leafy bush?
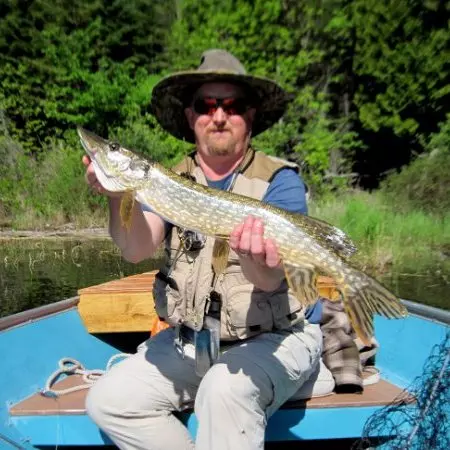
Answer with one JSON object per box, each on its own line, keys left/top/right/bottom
{"left": 381, "top": 115, "right": 450, "bottom": 215}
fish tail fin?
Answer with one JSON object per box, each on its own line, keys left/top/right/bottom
{"left": 340, "top": 269, "right": 408, "bottom": 346}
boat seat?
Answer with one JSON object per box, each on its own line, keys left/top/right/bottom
{"left": 9, "top": 373, "right": 412, "bottom": 416}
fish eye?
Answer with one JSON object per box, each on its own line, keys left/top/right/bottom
{"left": 109, "top": 142, "right": 120, "bottom": 152}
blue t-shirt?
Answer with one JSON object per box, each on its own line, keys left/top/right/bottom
{"left": 207, "top": 168, "right": 308, "bottom": 214}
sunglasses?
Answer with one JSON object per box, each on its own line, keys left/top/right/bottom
{"left": 192, "top": 97, "right": 250, "bottom": 116}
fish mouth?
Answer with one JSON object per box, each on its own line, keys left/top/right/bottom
{"left": 77, "top": 127, "right": 106, "bottom": 158}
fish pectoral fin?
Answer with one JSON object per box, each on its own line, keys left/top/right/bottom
{"left": 284, "top": 263, "right": 319, "bottom": 306}
{"left": 120, "top": 191, "right": 136, "bottom": 231}
{"left": 212, "top": 237, "right": 230, "bottom": 276}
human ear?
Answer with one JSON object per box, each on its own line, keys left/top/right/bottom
{"left": 185, "top": 108, "right": 195, "bottom": 130}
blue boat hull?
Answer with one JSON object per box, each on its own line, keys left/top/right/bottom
{"left": 1, "top": 299, "right": 448, "bottom": 448}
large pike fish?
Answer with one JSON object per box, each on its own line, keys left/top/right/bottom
{"left": 78, "top": 127, "right": 407, "bottom": 344}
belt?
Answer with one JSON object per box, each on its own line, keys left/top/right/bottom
{"left": 179, "top": 324, "right": 240, "bottom": 347}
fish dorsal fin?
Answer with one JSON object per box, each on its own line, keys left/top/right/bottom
{"left": 284, "top": 263, "right": 319, "bottom": 306}
{"left": 289, "top": 213, "right": 357, "bottom": 260}
{"left": 212, "top": 236, "right": 230, "bottom": 276}
{"left": 120, "top": 191, "right": 135, "bottom": 231}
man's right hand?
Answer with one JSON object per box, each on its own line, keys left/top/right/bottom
{"left": 82, "top": 155, "right": 165, "bottom": 263}
{"left": 82, "top": 155, "right": 122, "bottom": 197}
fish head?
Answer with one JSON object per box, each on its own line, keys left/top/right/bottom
{"left": 77, "top": 127, "right": 152, "bottom": 192}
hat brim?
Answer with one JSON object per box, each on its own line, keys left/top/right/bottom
{"left": 151, "top": 71, "right": 289, "bottom": 143}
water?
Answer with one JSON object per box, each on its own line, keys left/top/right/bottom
{"left": 0, "top": 237, "right": 162, "bottom": 318}
{"left": 0, "top": 237, "right": 448, "bottom": 318}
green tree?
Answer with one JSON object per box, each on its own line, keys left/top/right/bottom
{"left": 350, "top": 0, "right": 449, "bottom": 136}
{"left": 0, "top": 0, "right": 174, "bottom": 147}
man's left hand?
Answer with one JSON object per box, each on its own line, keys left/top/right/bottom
{"left": 230, "top": 215, "right": 281, "bottom": 268}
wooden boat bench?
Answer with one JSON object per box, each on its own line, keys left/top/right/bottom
{"left": 9, "top": 372, "right": 409, "bottom": 417}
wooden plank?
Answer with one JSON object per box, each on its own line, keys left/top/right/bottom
{"left": 78, "top": 292, "right": 157, "bottom": 333}
{"left": 286, "top": 379, "right": 414, "bottom": 409}
{"left": 78, "top": 271, "right": 157, "bottom": 333}
{"left": 78, "top": 272, "right": 156, "bottom": 294}
{"left": 10, "top": 375, "right": 88, "bottom": 416}
{"left": 9, "top": 375, "right": 411, "bottom": 416}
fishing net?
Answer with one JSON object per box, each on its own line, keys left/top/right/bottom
{"left": 355, "top": 330, "right": 449, "bottom": 450}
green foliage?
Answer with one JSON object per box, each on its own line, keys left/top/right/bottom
{"left": 0, "top": 134, "right": 34, "bottom": 221}
{"left": 0, "top": 122, "right": 106, "bottom": 228}
{"left": 113, "top": 114, "right": 191, "bottom": 167}
{"left": 351, "top": 0, "right": 449, "bottom": 136}
{"left": 29, "top": 139, "right": 100, "bottom": 220}
{"left": 380, "top": 116, "right": 450, "bottom": 216}
{"left": 311, "top": 191, "right": 450, "bottom": 307}
{"left": 112, "top": 73, "right": 192, "bottom": 166}
{"left": 0, "top": 0, "right": 175, "bottom": 148}
{"left": 0, "top": 0, "right": 449, "bottom": 227}
{"left": 427, "top": 114, "right": 450, "bottom": 153}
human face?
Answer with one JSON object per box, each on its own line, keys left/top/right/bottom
{"left": 185, "top": 82, "right": 255, "bottom": 160}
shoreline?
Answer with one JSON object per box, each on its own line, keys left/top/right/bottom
{"left": 0, "top": 227, "right": 110, "bottom": 241}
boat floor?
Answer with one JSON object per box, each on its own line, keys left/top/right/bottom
{"left": 10, "top": 373, "right": 411, "bottom": 416}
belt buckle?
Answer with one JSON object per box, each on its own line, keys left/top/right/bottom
{"left": 173, "top": 325, "right": 185, "bottom": 359}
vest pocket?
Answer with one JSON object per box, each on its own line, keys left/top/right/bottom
{"left": 269, "top": 288, "right": 305, "bottom": 330}
{"left": 153, "top": 275, "right": 185, "bottom": 326}
{"left": 225, "top": 285, "right": 274, "bottom": 340}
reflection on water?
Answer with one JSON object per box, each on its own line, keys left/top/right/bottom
{"left": 0, "top": 238, "right": 162, "bottom": 318}
{"left": 0, "top": 238, "right": 448, "bottom": 318}
{"left": 382, "top": 272, "right": 449, "bottom": 311}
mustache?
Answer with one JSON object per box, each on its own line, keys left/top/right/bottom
{"left": 208, "top": 127, "right": 231, "bottom": 133}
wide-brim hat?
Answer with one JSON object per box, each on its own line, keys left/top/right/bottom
{"left": 151, "top": 49, "right": 289, "bottom": 143}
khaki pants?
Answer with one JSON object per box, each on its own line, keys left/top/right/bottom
{"left": 86, "top": 323, "right": 328, "bottom": 450}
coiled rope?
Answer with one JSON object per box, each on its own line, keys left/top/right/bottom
{"left": 41, "top": 354, "right": 130, "bottom": 397}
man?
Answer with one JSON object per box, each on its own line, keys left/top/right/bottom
{"left": 83, "top": 49, "right": 340, "bottom": 450}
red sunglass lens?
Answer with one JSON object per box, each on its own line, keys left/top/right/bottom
{"left": 193, "top": 97, "right": 248, "bottom": 116}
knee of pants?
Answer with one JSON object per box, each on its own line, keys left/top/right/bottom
{"left": 194, "top": 361, "right": 271, "bottom": 416}
{"left": 85, "top": 371, "right": 143, "bottom": 429}
{"left": 85, "top": 376, "right": 116, "bottom": 427}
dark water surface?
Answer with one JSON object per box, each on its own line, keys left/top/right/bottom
{"left": 0, "top": 237, "right": 448, "bottom": 318}
{"left": 0, "top": 237, "right": 162, "bottom": 318}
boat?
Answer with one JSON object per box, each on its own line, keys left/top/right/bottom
{"left": 0, "top": 271, "right": 448, "bottom": 449}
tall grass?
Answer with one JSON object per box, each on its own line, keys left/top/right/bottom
{"left": 311, "top": 191, "right": 450, "bottom": 277}
{"left": 0, "top": 133, "right": 109, "bottom": 229}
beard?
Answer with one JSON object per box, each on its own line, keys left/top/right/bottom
{"left": 204, "top": 130, "right": 238, "bottom": 156}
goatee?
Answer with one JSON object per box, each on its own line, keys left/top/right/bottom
{"left": 206, "top": 133, "right": 237, "bottom": 157}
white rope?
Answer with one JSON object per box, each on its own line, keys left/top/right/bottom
{"left": 41, "top": 354, "right": 130, "bottom": 397}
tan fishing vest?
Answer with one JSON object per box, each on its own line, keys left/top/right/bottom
{"left": 152, "top": 148, "right": 306, "bottom": 341}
